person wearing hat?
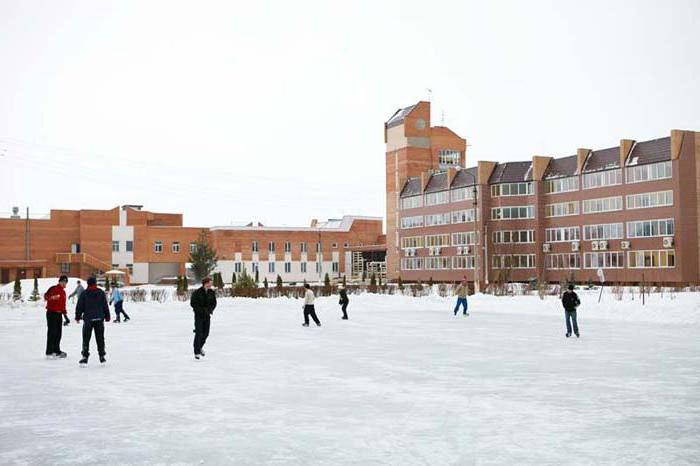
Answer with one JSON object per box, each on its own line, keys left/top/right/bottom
{"left": 44, "top": 275, "right": 70, "bottom": 358}
{"left": 190, "top": 277, "right": 217, "bottom": 359}
{"left": 338, "top": 284, "right": 349, "bottom": 320}
{"left": 561, "top": 283, "right": 581, "bottom": 338}
{"left": 75, "top": 276, "right": 111, "bottom": 365}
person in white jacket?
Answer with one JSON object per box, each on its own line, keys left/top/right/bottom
{"left": 302, "top": 283, "right": 321, "bottom": 327}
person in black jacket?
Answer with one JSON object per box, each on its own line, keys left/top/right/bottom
{"left": 190, "top": 277, "right": 217, "bottom": 359}
{"left": 75, "top": 276, "right": 111, "bottom": 365}
{"left": 561, "top": 284, "right": 581, "bottom": 338}
{"left": 338, "top": 285, "right": 349, "bottom": 320}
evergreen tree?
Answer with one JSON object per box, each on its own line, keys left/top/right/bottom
{"left": 378, "top": 274, "right": 383, "bottom": 287}
{"left": 13, "top": 276, "right": 21, "bottom": 300}
{"left": 29, "top": 277, "right": 40, "bottom": 301}
{"left": 428, "top": 276, "right": 434, "bottom": 287}
{"left": 398, "top": 275, "right": 404, "bottom": 291}
{"left": 324, "top": 272, "right": 331, "bottom": 288}
{"left": 362, "top": 270, "right": 367, "bottom": 282}
{"left": 370, "top": 273, "right": 376, "bottom": 287}
{"left": 214, "top": 272, "right": 224, "bottom": 290}
{"left": 254, "top": 268, "right": 259, "bottom": 285}
{"left": 189, "top": 229, "right": 217, "bottom": 282}
{"left": 263, "top": 277, "right": 269, "bottom": 289}
{"left": 234, "top": 268, "right": 256, "bottom": 291}
{"left": 342, "top": 275, "right": 347, "bottom": 287}
{"left": 276, "top": 274, "right": 283, "bottom": 289}
{"left": 231, "top": 272, "right": 237, "bottom": 285}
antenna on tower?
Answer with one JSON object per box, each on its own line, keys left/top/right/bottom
{"left": 426, "top": 88, "right": 432, "bottom": 102}
{"left": 441, "top": 110, "right": 445, "bottom": 125}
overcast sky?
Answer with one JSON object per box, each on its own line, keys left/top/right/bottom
{"left": 1, "top": 0, "right": 699, "bottom": 228}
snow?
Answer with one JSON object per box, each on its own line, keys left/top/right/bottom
{"left": 0, "top": 291, "right": 699, "bottom": 464}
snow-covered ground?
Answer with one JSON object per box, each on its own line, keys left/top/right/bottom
{"left": 0, "top": 292, "right": 699, "bottom": 465}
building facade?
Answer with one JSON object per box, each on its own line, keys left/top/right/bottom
{"left": 386, "top": 101, "right": 700, "bottom": 286}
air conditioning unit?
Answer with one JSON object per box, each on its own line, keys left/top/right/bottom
{"left": 435, "top": 247, "right": 442, "bottom": 255}
{"left": 663, "top": 236, "right": 674, "bottom": 248}
{"left": 591, "top": 241, "right": 599, "bottom": 251}
{"left": 621, "top": 241, "right": 630, "bottom": 250}
{"left": 456, "top": 246, "right": 463, "bottom": 255}
{"left": 598, "top": 240, "right": 608, "bottom": 251}
{"left": 571, "top": 241, "right": 580, "bottom": 252}
{"left": 464, "top": 246, "right": 471, "bottom": 255}
{"left": 542, "top": 243, "right": 551, "bottom": 252}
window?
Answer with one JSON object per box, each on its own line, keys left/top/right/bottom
{"left": 452, "top": 256, "right": 475, "bottom": 269}
{"left": 491, "top": 182, "right": 534, "bottom": 197}
{"left": 284, "top": 262, "right": 291, "bottom": 273}
{"left": 400, "top": 195, "right": 423, "bottom": 210}
{"left": 424, "top": 191, "right": 450, "bottom": 206}
{"left": 252, "top": 241, "right": 259, "bottom": 252}
{"left": 626, "top": 161, "right": 672, "bottom": 184}
{"left": 438, "top": 149, "right": 461, "bottom": 167}
{"left": 584, "top": 252, "right": 624, "bottom": 269}
{"left": 545, "top": 201, "right": 579, "bottom": 218}
{"left": 493, "top": 230, "right": 535, "bottom": 244}
{"left": 284, "top": 241, "right": 291, "bottom": 253}
{"left": 172, "top": 242, "right": 180, "bottom": 253}
{"left": 545, "top": 227, "right": 580, "bottom": 243}
{"left": 582, "top": 196, "right": 623, "bottom": 214}
{"left": 425, "top": 213, "right": 450, "bottom": 226}
{"left": 626, "top": 190, "right": 673, "bottom": 209}
{"left": 332, "top": 262, "right": 339, "bottom": 273}
{"left": 583, "top": 223, "right": 624, "bottom": 241}
{"left": 126, "top": 264, "right": 133, "bottom": 274}
{"left": 628, "top": 250, "right": 675, "bottom": 268}
{"left": 343, "top": 242, "right": 349, "bottom": 248}
{"left": 154, "top": 241, "right": 163, "bottom": 253}
{"left": 332, "top": 243, "right": 338, "bottom": 249}
{"left": 452, "top": 232, "right": 479, "bottom": 246}
{"left": 425, "top": 234, "right": 450, "bottom": 247}
{"left": 401, "top": 215, "right": 424, "bottom": 229}
{"left": 626, "top": 219, "right": 674, "bottom": 238}
{"left": 61, "top": 263, "right": 70, "bottom": 273}
{"left": 301, "top": 262, "right": 307, "bottom": 273}
{"left": 491, "top": 206, "right": 535, "bottom": 220}
{"left": 401, "top": 258, "right": 423, "bottom": 270}
{"left": 451, "top": 186, "right": 478, "bottom": 202}
{"left": 545, "top": 254, "right": 581, "bottom": 269}
{"left": 112, "top": 264, "right": 119, "bottom": 269}
{"left": 268, "top": 241, "right": 276, "bottom": 252}
{"left": 401, "top": 236, "right": 424, "bottom": 249}
{"left": 583, "top": 169, "right": 622, "bottom": 189}
{"left": 300, "top": 242, "right": 308, "bottom": 253}
{"left": 492, "top": 254, "right": 535, "bottom": 269}
{"left": 452, "top": 209, "right": 476, "bottom": 223}
{"left": 315, "top": 262, "right": 321, "bottom": 273}
{"left": 316, "top": 242, "right": 322, "bottom": 252}
{"left": 544, "top": 176, "right": 579, "bottom": 194}
{"left": 252, "top": 263, "right": 259, "bottom": 273}
{"left": 112, "top": 241, "right": 120, "bottom": 252}
{"left": 126, "top": 241, "right": 133, "bottom": 252}
{"left": 190, "top": 242, "right": 197, "bottom": 254}
{"left": 425, "top": 257, "right": 451, "bottom": 270}
{"left": 268, "top": 262, "right": 275, "bottom": 273}
{"left": 234, "top": 262, "right": 242, "bottom": 273}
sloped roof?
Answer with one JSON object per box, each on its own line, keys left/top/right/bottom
{"left": 627, "top": 137, "right": 671, "bottom": 165}
{"left": 386, "top": 104, "right": 417, "bottom": 129}
{"left": 452, "top": 167, "right": 478, "bottom": 187}
{"left": 400, "top": 177, "right": 422, "bottom": 197}
{"left": 544, "top": 155, "right": 577, "bottom": 179}
{"left": 424, "top": 171, "right": 449, "bottom": 193}
{"left": 583, "top": 146, "right": 619, "bottom": 173}
{"left": 489, "top": 161, "right": 533, "bottom": 184}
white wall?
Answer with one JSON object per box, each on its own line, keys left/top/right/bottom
{"left": 132, "top": 263, "right": 149, "bottom": 284}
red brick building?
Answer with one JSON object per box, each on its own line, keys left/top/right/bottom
{"left": 386, "top": 101, "right": 700, "bottom": 287}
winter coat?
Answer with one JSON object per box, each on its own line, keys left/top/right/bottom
{"left": 339, "top": 289, "right": 349, "bottom": 304}
{"left": 190, "top": 287, "right": 217, "bottom": 316}
{"left": 45, "top": 285, "right": 67, "bottom": 314}
{"left": 562, "top": 290, "right": 581, "bottom": 312}
{"left": 304, "top": 289, "right": 315, "bottom": 306}
{"left": 75, "top": 285, "right": 111, "bottom": 322}
{"left": 110, "top": 288, "right": 123, "bottom": 304}
{"left": 68, "top": 284, "right": 84, "bottom": 299}
{"left": 455, "top": 284, "right": 468, "bottom": 299}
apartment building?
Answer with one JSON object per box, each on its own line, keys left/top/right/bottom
{"left": 386, "top": 101, "right": 700, "bottom": 286}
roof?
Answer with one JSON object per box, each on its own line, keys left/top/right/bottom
{"left": 583, "top": 146, "right": 619, "bottom": 173}
{"left": 424, "top": 171, "right": 448, "bottom": 193}
{"left": 627, "top": 137, "right": 671, "bottom": 166}
{"left": 544, "top": 155, "right": 577, "bottom": 179}
{"left": 451, "top": 167, "right": 478, "bottom": 188}
{"left": 400, "top": 177, "right": 422, "bottom": 197}
{"left": 209, "top": 215, "right": 382, "bottom": 232}
{"left": 489, "top": 161, "right": 533, "bottom": 184}
{"left": 386, "top": 104, "right": 417, "bottom": 129}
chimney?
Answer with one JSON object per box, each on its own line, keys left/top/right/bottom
{"left": 420, "top": 171, "right": 431, "bottom": 191}
{"left": 671, "top": 130, "right": 685, "bottom": 160}
{"left": 531, "top": 156, "right": 552, "bottom": 181}
{"left": 477, "top": 161, "right": 498, "bottom": 185}
{"left": 620, "top": 139, "right": 635, "bottom": 167}
{"left": 576, "top": 149, "right": 590, "bottom": 175}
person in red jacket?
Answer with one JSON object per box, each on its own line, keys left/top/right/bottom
{"left": 44, "top": 275, "right": 70, "bottom": 358}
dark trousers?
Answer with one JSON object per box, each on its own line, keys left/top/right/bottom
{"left": 340, "top": 301, "right": 348, "bottom": 319}
{"left": 193, "top": 312, "right": 211, "bottom": 355}
{"left": 454, "top": 297, "right": 468, "bottom": 315}
{"left": 304, "top": 305, "right": 321, "bottom": 325}
{"left": 565, "top": 310, "right": 579, "bottom": 335}
{"left": 45, "top": 312, "right": 63, "bottom": 355}
{"left": 82, "top": 320, "right": 106, "bottom": 358}
{"left": 114, "top": 301, "right": 130, "bottom": 321}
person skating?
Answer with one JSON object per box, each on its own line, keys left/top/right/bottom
{"left": 338, "top": 285, "right": 349, "bottom": 320}
{"left": 68, "top": 280, "right": 84, "bottom": 303}
{"left": 453, "top": 279, "right": 469, "bottom": 316}
{"left": 44, "top": 275, "right": 70, "bottom": 358}
{"left": 190, "top": 277, "right": 217, "bottom": 359}
{"left": 75, "top": 276, "right": 111, "bottom": 365}
{"left": 562, "top": 283, "right": 581, "bottom": 338}
{"left": 302, "top": 283, "right": 321, "bottom": 327}
{"left": 110, "top": 283, "right": 130, "bottom": 322}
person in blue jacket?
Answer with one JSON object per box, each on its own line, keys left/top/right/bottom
{"left": 110, "top": 283, "right": 130, "bottom": 322}
{"left": 75, "top": 276, "right": 111, "bottom": 365}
